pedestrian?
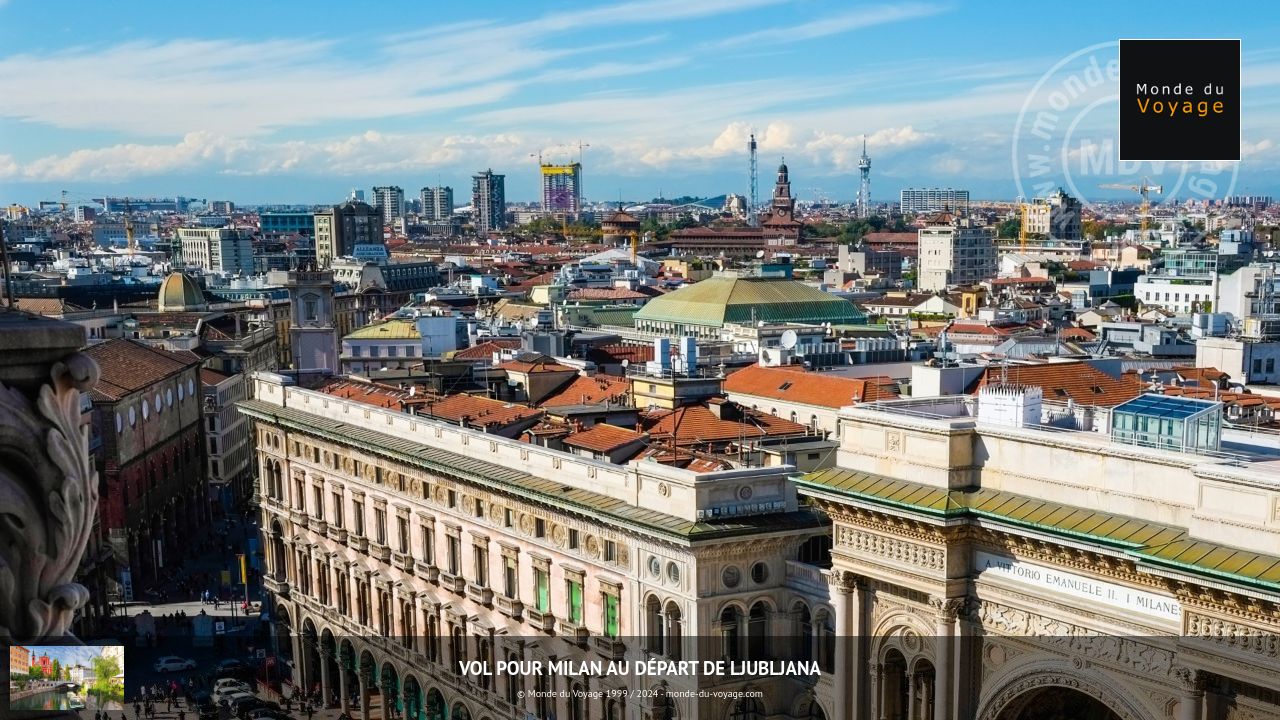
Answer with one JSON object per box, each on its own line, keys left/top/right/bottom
{"left": 307, "top": 703, "right": 315, "bottom": 720}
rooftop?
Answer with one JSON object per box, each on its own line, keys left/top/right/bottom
{"left": 633, "top": 274, "right": 866, "bottom": 328}
{"left": 344, "top": 318, "right": 421, "bottom": 341}
{"left": 83, "top": 338, "right": 201, "bottom": 401}
{"left": 723, "top": 364, "right": 899, "bottom": 409}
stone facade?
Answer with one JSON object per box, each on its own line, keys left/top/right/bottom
{"left": 243, "top": 372, "right": 840, "bottom": 720}
{"left": 800, "top": 394, "right": 1280, "bottom": 720}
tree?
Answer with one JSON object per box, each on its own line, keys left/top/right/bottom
{"left": 996, "top": 218, "right": 1021, "bottom": 239}
{"left": 51, "top": 659, "right": 60, "bottom": 681}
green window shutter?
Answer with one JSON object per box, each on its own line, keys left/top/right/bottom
{"left": 604, "top": 594, "right": 620, "bottom": 638}
{"left": 536, "top": 570, "right": 550, "bottom": 612}
{"left": 569, "top": 581, "right": 583, "bottom": 624}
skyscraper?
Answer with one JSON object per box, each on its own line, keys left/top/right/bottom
{"left": 372, "top": 186, "right": 404, "bottom": 226}
{"left": 540, "top": 162, "right": 581, "bottom": 215}
{"left": 472, "top": 169, "right": 507, "bottom": 234}
{"left": 421, "top": 186, "right": 454, "bottom": 221}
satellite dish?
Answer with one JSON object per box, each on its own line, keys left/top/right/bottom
{"left": 756, "top": 249, "right": 766, "bottom": 259}
{"left": 780, "top": 329, "right": 799, "bottom": 350}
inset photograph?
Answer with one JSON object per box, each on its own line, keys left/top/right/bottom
{"left": 9, "top": 645, "right": 125, "bottom": 718}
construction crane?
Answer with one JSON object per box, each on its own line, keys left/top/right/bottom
{"left": 123, "top": 197, "right": 136, "bottom": 256}
{"left": 1019, "top": 202, "right": 1029, "bottom": 252}
{"left": 1099, "top": 177, "right": 1162, "bottom": 241}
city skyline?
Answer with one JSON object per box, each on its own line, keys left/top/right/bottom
{"left": 14, "top": 646, "right": 116, "bottom": 671}
{"left": 0, "top": 0, "right": 1278, "bottom": 205}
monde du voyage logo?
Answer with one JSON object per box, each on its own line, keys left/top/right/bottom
{"left": 1120, "top": 39, "right": 1241, "bottom": 161}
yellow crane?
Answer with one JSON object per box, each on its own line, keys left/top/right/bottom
{"left": 1019, "top": 202, "right": 1029, "bottom": 252}
{"left": 1099, "top": 177, "right": 1162, "bottom": 241}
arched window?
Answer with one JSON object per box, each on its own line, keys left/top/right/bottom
{"left": 664, "top": 601, "right": 683, "bottom": 660}
{"left": 505, "top": 652, "right": 522, "bottom": 706}
{"left": 569, "top": 682, "right": 586, "bottom": 720}
{"left": 815, "top": 610, "right": 835, "bottom": 673}
{"left": 793, "top": 602, "right": 813, "bottom": 662}
{"left": 748, "top": 602, "right": 769, "bottom": 660}
{"left": 720, "top": 606, "right": 743, "bottom": 661}
{"left": 646, "top": 596, "right": 664, "bottom": 654}
{"left": 790, "top": 411, "right": 798, "bottom": 423}
{"left": 452, "top": 703, "right": 471, "bottom": 720}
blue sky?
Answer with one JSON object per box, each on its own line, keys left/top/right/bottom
{"left": 23, "top": 645, "right": 119, "bottom": 670}
{"left": 0, "top": 0, "right": 1277, "bottom": 206}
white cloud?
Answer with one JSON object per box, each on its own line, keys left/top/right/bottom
{"left": 712, "top": 3, "right": 948, "bottom": 49}
{"left": 0, "top": 0, "right": 777, "bottom": 139}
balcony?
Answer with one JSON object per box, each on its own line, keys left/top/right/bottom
{"left": 524, "top": 608, "right": 556, "bottom": 633}
{"left": 308, "top": 518, "right": 328, "bottom": 534}
{"left": 263, "top": 573, "right": 290, "bottom": 597}
{"left": 416, "top": 562, "right": 439, "bottom": 583}
{"left": 495, "top": 595, "right": 523, "bottom": 621}
{"left": 558, "top": 619, "right": 589, "bottom": 646}
{"left": 327, "top": 526, "right": 348, "bottom": 543}
{"left": 439, "top": 571, "right": 466, "bottom": 595}
{"left": 349, "top": 535, "right": 369, "bottom": 553}
{"left": 370, "top": 542, "right": 392, "bottom": 563}
{"left": 593, "top": 636, "right": 625, "bottom": 661}
{"left": 289, "top": 508, "right": 307, "bottom": 525}
{"left": 785, "top": 560, "right": 830, "bottom": 598}
{"left": 466, "top": 583, "right": 494, "bottom": 607}
{"left": 394, "top": 552, "right": 415, "bottom": 573}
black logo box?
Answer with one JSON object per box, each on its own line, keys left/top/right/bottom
{"left": 1119, "top": 39, "right": 1240, "bottom": 162}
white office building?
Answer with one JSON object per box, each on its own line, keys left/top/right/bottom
{"left": 177, "top": 227, "right": 254, "bottom": 275}
{"left": 917, "top": 215, "right": 997, "bottom": 291}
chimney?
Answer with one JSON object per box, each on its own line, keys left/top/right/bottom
{"left": 977, "top": 384, "right": 1042, "bottom": 428}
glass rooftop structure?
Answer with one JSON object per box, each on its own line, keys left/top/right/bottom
{"left": 1110, "top": 393, "right": 1222, "bottom": 454}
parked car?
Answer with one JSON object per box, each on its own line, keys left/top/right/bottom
{"left": 154, "top": 656, "right": 197, "bottom": 673}
{"left": 214, "top": 688, "right": 256, "bottom": 706}
{"left": 214, "top": 678, "right": 251, "bottom": 693}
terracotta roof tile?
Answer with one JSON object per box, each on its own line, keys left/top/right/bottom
{"left": 563, "top": 423, "right": 648, "bottom": 453}
{"left": 452, "top": 339, "right": 522, "bottom": 361}
{"left": 83, "top": 338, "right": 201, "bottom": 401}
{"left": 723, "top": 364, "right": 899, "bottom": 409}
{"left": 320, "top": 379, "right": 411, "bottom": 409}
{"left": 412, "top": 393, "right": 543, "bottom": 428}
{"left": 968, "top": 361, "right": 1143, "bottom": 407}
{"left": 539, "top": 374, "right": 633, "bottom": 408}
{"left": 640, "top": 404, "right": 810, "bottom": 445}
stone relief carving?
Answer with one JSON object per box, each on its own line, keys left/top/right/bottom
{"left": 1185, "top": 613, "right": 1280, "bottom": 659}
{"left": 838, "top": 526, "right": 945, "bottom": 571}
{"left": 0, "top": 352, "right": 100, "bottom": 641}
{"left": 975, "top": 601, "right": 1174, "bottom": 678}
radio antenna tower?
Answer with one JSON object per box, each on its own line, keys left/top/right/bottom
{"left": 857, "top": 134, "right": 871, "bottom": 218}
{"left": 748, "top": 132, "right": 759, "bottom": 227}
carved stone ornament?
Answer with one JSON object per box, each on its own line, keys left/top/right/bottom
{"left": 0, "top": 312, "right": 100, "bottom": 641}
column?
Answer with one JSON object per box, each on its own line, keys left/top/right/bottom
{"left": 870, "top": 661, "right": 884, "bottom": 720}
{"left": 852, "top": 579, "right": 867, "bottom": 719}
{"left": 319, "top": 648, "right": 331, "bottom": 709}
{"left": 290, "top": 626, "right": 305, "bottom": 699}
{"left": 905, "top": 672, "right": 918, "bottom": 720}
{"left": 339, "top": 661, "right": 350, "bottom": 715}
{"left": 1176, "top": 668, "right": 1204, "bottom": 720}
{"left": 930, "top": 597, "right": 959, "bottom": 720}
{"left": 825, "top": 570, "right": 854, "bottom": 720}
{"left": 359, "top": 671, "right": 371, "bottom": 720}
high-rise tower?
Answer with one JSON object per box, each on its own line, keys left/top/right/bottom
{"left": 748, "top": 133, "right": 759, "bottom": 227}
{"left": 857, "top": 135, "right": 871, "bottom": 218}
